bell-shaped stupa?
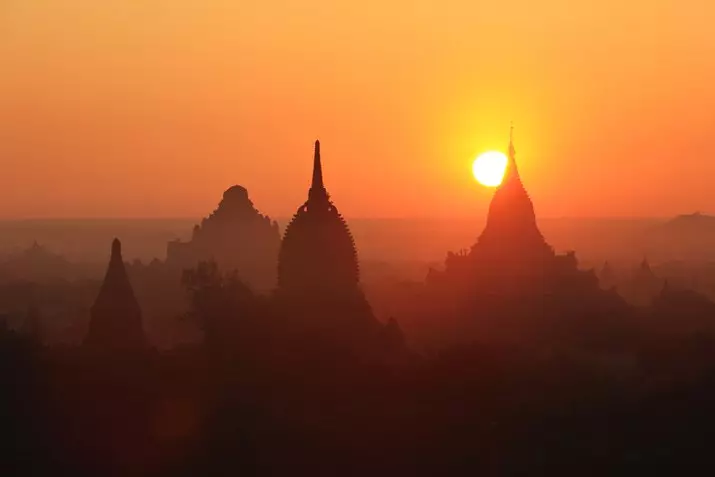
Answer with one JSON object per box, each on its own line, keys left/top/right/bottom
{"left": 278, "top": 140, "right": 359, "bottom": 296}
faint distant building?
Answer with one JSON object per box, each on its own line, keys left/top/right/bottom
{"left": 166, "top": 186, "right": 280, "bottom": 291}
{"left": 628, "top": 258, "right": 663, "bottom": 307}
{"left": 645, "top": 212, "right": 715, "bottom": 262}
{"left": 599, "top": 261, "right": 616, "bottom": 290}
{"left": 652, "top": 280, "right": 715, "bottom": 336}
{"left": 85, "top": 239, "right": 146, "bottom": 351}
{"left": 0, "top": 241, "right": 73, "bottom": 282}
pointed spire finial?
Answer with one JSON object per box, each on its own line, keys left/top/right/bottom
{"left": 508, "top": 122, "right": 516, "bottom": 159}
{"left": 111, "top": 238, "right": 122, "bottom": 260}
{"left": 312, "top": 139, "right": 324, "bottom": 190}
{"left": 308, "top": 139, "right": 328, "bottom": 205}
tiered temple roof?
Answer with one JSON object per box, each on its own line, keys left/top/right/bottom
{"left": 428, "top": 127, "right": 597, "bottom": 294}
{"left": 471, "top": 126, "right": 554, "bottom": 265}
{"left": 166, "top": 185, "right": 280, "bottom": 291}
{"left": 410, "top": 127, "right": 626, "bottom": 347}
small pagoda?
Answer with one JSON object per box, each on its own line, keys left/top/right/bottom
{"left": 628, "top": 258, "right": 664, "bottom": 306}
{"left": 85, "top": 239, "right": 146, "bottom": 351}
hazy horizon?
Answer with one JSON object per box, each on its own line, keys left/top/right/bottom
{"left": 0, "top": 213, "right": 694, "bottom": 222}
{"left": 0, "top": 216, "right": 671, "bottom": 265}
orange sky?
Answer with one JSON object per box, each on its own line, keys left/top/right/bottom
{"left": 1, "top": 0, "right": 714, "bottom": 219}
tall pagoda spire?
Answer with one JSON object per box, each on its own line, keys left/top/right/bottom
{"left": 308, "top": 140, "right": 328, "bottom": 205}
{"left": 312, "top": 140, "right": 324, "bottom": 189}
{"left": 504, "top": 122, "right": 521, "bottom": 187}
{"left": 279, "top": 140, "right": 359, "bottom": 294}
{"left": 509, "top": 122, "right": 515, "bottom": 157}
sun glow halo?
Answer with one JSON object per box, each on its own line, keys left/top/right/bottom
{"left": 472, "top": 151, "right": 508, "bottom": 187}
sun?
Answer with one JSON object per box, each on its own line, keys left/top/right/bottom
{"left": 472, "top": 151, "right": 508, "bottom": 187}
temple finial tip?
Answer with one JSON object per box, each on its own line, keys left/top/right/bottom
{"left": 314, "top": 140, "right": 321, "bottom": 159}
{"left": 111, "top": 238, "right": 122, "bottom": 258}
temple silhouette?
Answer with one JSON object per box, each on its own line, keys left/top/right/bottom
{"left": 0, "top": 241, "right": 73, "bottom": 282}
{"left": 278, "top": 140, "right": 360, "bottom": 297}
{"left": 428, "top": 127, "right": 599, "bottom": 294}
{"left": 599, "top": 260, "right": 617, "bottom": 290}
{"left": 473, "top": 127, "right": 552, "bottom": 263}
{"left": 628, "top": 257, "right": 664, "bottom": 306}
{"left": 84, "top": 239, "right": 146, "bottom": 351}
{"left": 418, "top": 127, "right": 623, "bottom": 346}
{"left": 276, "top": 141, "right": 399, "bottom": 353}
{"left": 166, "top": 185, "right": 280, "bottom": 291}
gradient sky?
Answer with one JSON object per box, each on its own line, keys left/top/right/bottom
{"left": 1, "top": 1, "right": 714, "bottom": 219}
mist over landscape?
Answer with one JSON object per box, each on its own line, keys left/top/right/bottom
{"left": 0, "top": 216, "right": 665, "bottom": 264}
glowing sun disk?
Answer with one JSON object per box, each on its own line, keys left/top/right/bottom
{"left": 472, "top": 151, "right": 507, "bottom": 187}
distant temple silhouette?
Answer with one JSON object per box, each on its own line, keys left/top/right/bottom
{"left": 0, "top": 241, "right": 72, "bottom": 282}
{"left": 599, "top": 260, "right": 617, "bottom": 290}
{"left": 278, "top": 140, "right": 360, "bottom": 296}
{"left": 85, "top": 239, "right": 146, "bottom": 351}
{"left": 628, "top": 257, "right": 664, "bottom": 306}
{"left": 428, "top": 126, "right": 599, "bottom": 295}
{"left": 473, "top": 127, "right": 553, "bottom": 264}
{"left": 166, "top": 185, "right": 281, "bottom": 291}
{"left": 416, "top": 127, "right": 623, "bottom": 346}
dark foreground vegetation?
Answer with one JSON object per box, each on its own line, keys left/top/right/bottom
{"left": 3, "top": 279, "right": 715, "bottom": 477}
